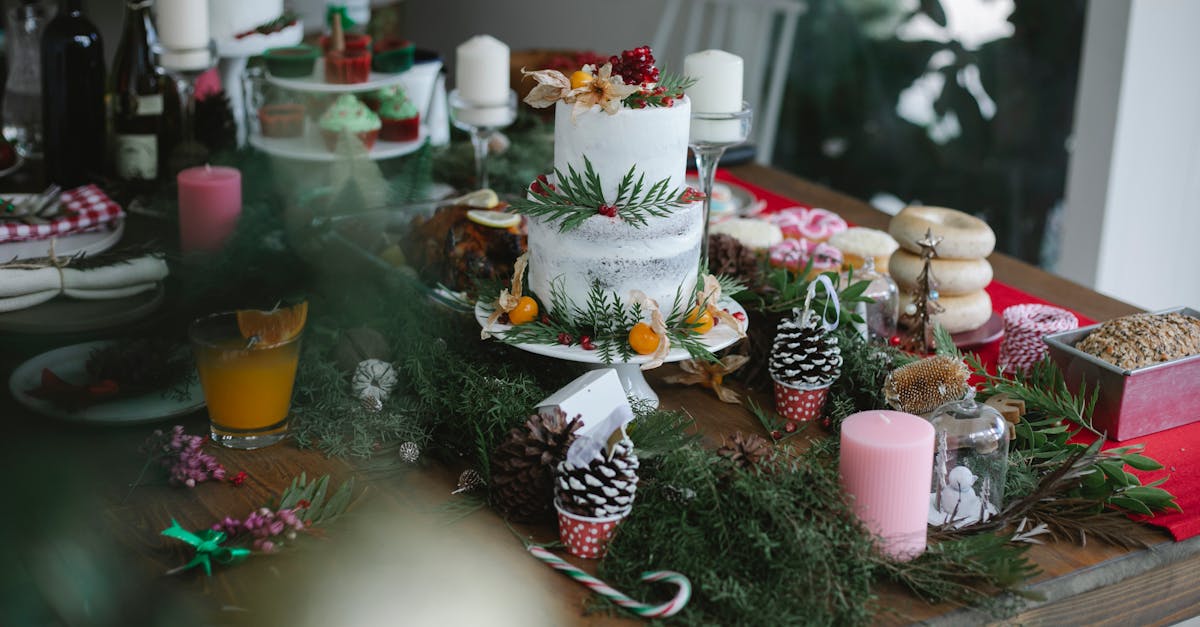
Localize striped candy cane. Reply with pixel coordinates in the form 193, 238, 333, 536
527, 545, 692, 618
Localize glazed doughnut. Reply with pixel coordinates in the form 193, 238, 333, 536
888, 206, 995, 260
769, 207, 848, 242
828, 227, 899, 274
768, 238, 843, 275
889, 249, 992, 295
709, 218, 783, 251
903, 289, 992, 334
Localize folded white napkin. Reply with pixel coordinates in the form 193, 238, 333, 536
0, 254, 169, 313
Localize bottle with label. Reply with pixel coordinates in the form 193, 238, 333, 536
110, 0, 175, 182
41, 0, 105, 187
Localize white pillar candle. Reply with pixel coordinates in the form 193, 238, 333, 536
683, 49, 743, 113
157, 0, 210, 50
455, 35, 510, 106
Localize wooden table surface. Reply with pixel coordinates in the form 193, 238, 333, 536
3, 164, 1196, 626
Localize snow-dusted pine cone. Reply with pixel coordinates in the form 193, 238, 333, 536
555, 437, 639, 519
768, 312, 842, 386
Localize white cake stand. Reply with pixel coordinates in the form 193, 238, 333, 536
474, 299, 748, 408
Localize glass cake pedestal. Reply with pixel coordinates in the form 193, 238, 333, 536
474, 299, 749, 409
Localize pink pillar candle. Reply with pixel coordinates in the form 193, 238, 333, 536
839, 410, 935, 560
178, 165, 242, 253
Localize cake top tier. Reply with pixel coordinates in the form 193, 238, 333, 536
521, 45, 693, 117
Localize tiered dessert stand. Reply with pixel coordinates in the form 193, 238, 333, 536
247, 59, 442, 162
475, 299, 749, 408
215, 20, 305, 147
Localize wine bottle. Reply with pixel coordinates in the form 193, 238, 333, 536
41, 0, 105, 187
110, 0, 175, 182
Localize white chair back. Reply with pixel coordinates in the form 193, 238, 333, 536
652, 0, 806, 164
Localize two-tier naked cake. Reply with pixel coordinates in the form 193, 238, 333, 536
528, 96, 701, 317
483, 46, 740, 364
517, 48, 702, 319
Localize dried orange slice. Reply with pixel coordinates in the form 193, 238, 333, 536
237, 301, 308, 347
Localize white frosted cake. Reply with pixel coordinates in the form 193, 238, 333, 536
209, 0, 285, 42
527, 97, 702, 317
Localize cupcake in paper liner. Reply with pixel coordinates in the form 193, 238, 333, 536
554, 422, 638, 559
769, 310, 842, 422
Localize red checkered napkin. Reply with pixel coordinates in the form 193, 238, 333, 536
0, 184, 124, 243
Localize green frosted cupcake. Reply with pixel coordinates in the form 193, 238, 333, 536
379, 97, 420, 142
319, 94, 382, 151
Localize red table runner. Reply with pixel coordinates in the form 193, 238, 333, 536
718, 170, 1197, 541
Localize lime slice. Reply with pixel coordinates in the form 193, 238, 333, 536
467, 209, 521, 229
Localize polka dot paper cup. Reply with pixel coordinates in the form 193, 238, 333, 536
555, 500, 628, 560
773, 378, 832, 423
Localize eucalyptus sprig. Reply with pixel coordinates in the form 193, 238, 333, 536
508, 156, 690, 231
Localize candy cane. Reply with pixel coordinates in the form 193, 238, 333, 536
527, 545, 692, 618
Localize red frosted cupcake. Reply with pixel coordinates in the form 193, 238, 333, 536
378, 95, 420, 142
318, 94, 381, 151
319, 32, 371, 53
325, 49, 371, 84
258, 104, 306, 138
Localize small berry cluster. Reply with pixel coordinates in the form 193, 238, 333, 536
679, 187, 707, 203
625, 85, 676, 109
213, 505, 306, 553
555, 332, 596, 350
530, 173, 555, 197
597, 203, 618, 218
610, 46, 659, 86
144, 425, 226, 488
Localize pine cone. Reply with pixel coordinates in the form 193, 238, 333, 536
490, 409, 582, 522
555, 437, 639, 518
768, 312, 842, 386
717, 432, 773, 469
708, 233, 760, 286
883, 354, 971, 414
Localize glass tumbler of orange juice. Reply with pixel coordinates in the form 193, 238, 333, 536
190, 312, 303, 449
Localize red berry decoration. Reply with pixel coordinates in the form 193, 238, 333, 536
540, 314, 551, 325
784, 421, 797, 434
230, 470, 248, 486
771, 430, 783, 441
732, 311, 747, 322
531, 173, 555, 197
557, 332, 574, 345
610, 46, 660, 86
598, 204, 618, 218
580, 335, 596, 351
889, 335, 902, 347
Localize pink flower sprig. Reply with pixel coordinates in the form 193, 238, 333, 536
213, 506, 306, 553
143, 425, 226, 488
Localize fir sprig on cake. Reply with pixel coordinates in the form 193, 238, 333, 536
512, 46, 702, 232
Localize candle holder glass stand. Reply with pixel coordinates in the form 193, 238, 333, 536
689, 103, 753, 262
153, 39, 218, 174
448, 89, 516, 190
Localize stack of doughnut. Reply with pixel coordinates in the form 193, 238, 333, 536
888, 206, 995, 334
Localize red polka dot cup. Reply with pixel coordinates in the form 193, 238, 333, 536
773, 378, 832, 423
555, 500, 628, 559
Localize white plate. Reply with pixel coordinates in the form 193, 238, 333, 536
685, 176, 762, 218
0, 218, 124, 261
249, 126, 427, 162
9, 340, 205, 425
266, 58, 417, 93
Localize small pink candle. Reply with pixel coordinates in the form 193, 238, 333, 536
178, 165, 242, 253
839, 410, 934, 560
